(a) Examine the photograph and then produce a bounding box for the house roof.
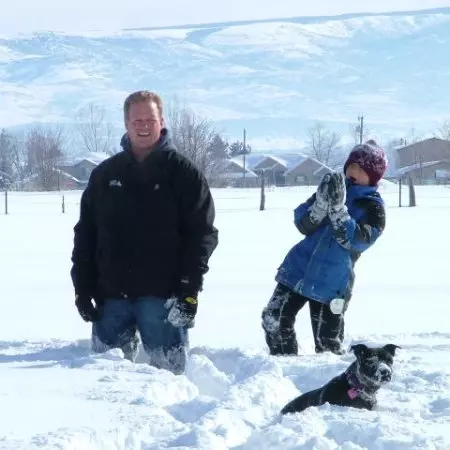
[269,154,309,170]
[21,168,82,184]
[284,158,331,176]
[55,168,82,183]
[254,154,309,171]
[230,153,267,169]
[223,159,258,178]
[231,152,312,171]
[396,137,450,153]
[395,159,449,177]
[59,151,111,167]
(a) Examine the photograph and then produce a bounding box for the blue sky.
[2,0,450,34]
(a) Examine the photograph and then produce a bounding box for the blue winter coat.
[275,179,386,305]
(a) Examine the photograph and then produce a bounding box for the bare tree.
[11,137,28,186]
[166,101,227,183]
[437,121,450,141]
[229,140,251,157]
[349,122,370,146]
[75,103,114,154]
[0,129,29,188]
[307,122,342,168]
[25,125,66,191]
[405,127,422,146]
[0,129,16,188]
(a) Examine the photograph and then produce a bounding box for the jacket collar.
[120,128,174,159]
[345,177,383,205]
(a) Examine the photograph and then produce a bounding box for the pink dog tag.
[347,388,359,399]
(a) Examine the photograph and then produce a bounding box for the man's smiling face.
[125,100,164,152]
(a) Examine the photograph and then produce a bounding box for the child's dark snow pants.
[262,283,345,355]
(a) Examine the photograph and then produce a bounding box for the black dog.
[281,343,400,415]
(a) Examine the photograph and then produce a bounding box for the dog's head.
[350,343,400,386]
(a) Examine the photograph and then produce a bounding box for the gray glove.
[327,173,350,225]
[166,296,197,328]
[309,173,331,224]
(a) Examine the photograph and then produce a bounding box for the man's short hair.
[123,91,163,120]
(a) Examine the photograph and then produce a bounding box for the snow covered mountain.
[1,8,450,148]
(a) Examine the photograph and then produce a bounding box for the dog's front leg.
[280,387,325,415]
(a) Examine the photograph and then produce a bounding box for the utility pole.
[357,115,364,144]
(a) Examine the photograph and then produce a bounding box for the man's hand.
[166,296,198,328]
[75,295,99,322]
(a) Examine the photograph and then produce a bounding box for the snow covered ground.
[1,182,450,449]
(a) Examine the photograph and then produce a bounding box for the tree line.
[0,101,251,191]
[1,100,449,191]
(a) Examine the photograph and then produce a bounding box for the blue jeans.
[91,297,188,374]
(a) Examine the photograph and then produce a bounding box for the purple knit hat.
[343,140,388,186]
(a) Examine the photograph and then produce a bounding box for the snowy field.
[1,182,450,449]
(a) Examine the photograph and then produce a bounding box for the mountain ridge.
[1,8,449,149]
[123,7,450,32]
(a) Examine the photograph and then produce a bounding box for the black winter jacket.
[70,129,219,301]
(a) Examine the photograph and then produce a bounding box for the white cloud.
[2,1,450,34]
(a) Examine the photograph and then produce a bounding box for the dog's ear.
[383,344,401,357]
[350,343,369,358]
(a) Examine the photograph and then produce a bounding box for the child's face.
[345,163,370,186]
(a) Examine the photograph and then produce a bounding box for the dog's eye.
[380,353,393,364]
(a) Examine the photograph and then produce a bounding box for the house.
[284,158,331,186]
[396,138,450,169]
[231,152,332,186]
[251,154,307,186]
[215,159,259,187]
[17,169,84,191]
[230,153,268,173]
[57,152,111,185]
[395,160,450,184]
[395,138,450,184]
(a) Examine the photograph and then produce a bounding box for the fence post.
[4,190,8,215]
[260,170,266,211]
[398,177,402,207]
[408,176,416,207]
[62,195,65,214]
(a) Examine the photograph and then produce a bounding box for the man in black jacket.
[71,91,219,374]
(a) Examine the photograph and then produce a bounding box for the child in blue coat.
[262,140,387,355]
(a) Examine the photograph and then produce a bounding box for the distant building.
[396,160,450,184]
[395,138,450,184]
[57,152,111,186]
[215,159,259,187]
[17,169,83,191]
[231,152,332,186]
